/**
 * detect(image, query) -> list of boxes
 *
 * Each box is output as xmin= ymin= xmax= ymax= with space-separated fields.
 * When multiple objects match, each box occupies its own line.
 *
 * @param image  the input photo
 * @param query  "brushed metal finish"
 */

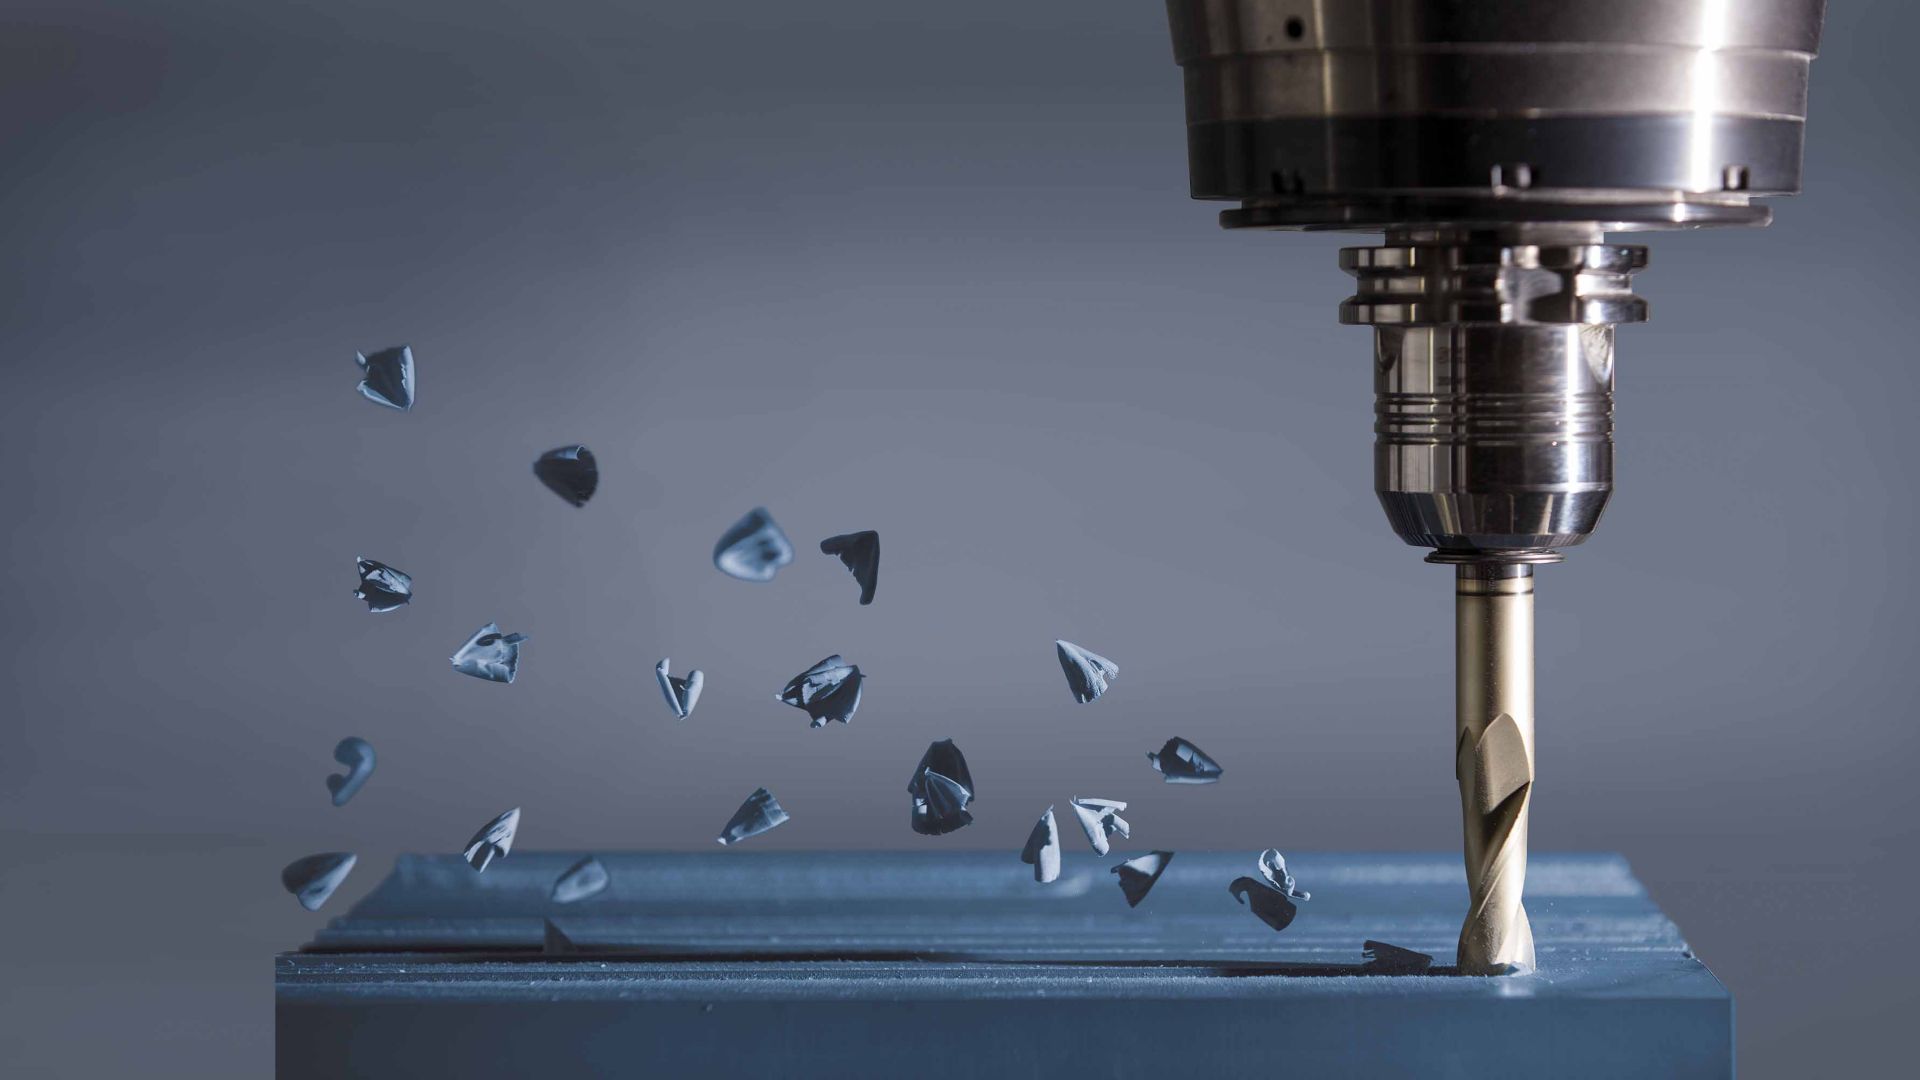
xmin=1166 ymin=0 xmax=1824 ymax=225
xmin=1455 ymin=568 xmax=1536 ymax=975
xmin=1372 ymin=323 xmax=1615 ymax=553
xmin=1344 ymin=242 xmax=1648 ymax=327
xmin=1170 ymin=4 xmax=1817 ymax=121
xmin=1359 ymin=240 xmax=1635 ymax=556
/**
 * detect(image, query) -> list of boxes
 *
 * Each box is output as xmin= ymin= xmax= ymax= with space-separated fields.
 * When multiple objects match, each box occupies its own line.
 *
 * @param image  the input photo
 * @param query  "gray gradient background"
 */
xmin=2 ymin=1 xmax=1914 ymax=1075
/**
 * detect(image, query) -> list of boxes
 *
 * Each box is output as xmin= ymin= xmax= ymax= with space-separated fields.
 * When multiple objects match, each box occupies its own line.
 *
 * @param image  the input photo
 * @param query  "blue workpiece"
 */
xmin=277 ymin=851 xmax=1729 ymax=1078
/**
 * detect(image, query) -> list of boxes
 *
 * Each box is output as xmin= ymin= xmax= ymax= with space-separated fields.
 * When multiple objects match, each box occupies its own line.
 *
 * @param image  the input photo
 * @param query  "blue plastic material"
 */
xmin=277 ymin=851 xmax=1730 ymax=1078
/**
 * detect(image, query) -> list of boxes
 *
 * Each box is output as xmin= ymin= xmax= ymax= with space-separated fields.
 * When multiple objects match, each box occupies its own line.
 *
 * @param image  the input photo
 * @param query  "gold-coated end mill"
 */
xmin=1453 ymin=564 xmax=1537 ymax=975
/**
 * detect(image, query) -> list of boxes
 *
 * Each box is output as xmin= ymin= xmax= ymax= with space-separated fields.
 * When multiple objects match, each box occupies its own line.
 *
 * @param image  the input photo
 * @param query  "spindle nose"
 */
xmin=1355 ymin=237 xmax=1643 ymax=560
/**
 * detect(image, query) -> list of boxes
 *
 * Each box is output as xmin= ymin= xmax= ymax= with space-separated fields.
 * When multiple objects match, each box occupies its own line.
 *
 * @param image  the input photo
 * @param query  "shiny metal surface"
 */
xmin=1454 ymin=567 xmax=1537 ymax=975
xmin=1360 ymin=239 xmax=1638 ymax=556
xmin=1168 ymin=0 xmax=1825 ymax=224
xmin=1159 ymin=0 xmax=1824 ymax=981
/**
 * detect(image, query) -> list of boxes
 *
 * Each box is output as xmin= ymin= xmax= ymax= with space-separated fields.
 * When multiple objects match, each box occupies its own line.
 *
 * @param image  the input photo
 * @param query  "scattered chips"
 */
xmin=655 ymin=659 xmax=704 ymax=719
xmin=355 ymin=345 xmax=415 ymax=411
xmin=281 ymin=852 xmax=356 ymax=911
xmin=325 ymin=736 xmax=376 ymax=807
xmin=1055 ymin=640 xmax=1118 ymax=703
xmin=713 ymin=507 xmax=794 ymax=582
xmin=353 ymin=557 xmax=413 ymax=613
xmin=551 ymin=856 xmax=611 ymax=904
xmin=776 ymin=654 xmax=864 ymax=727
xmin=1020 ymin=806 xmax=1062 ymax=883
xmin=451 ymin=622 xmax=529 ymax=684
xmin=1363 ymin=940 xmax=1433 ymax=974
xmin=819 ymin=530 xmax=880 ymax=605
xmin=717 ymin=787 xmax=789 ymax=845
xmin=462 ymin=807 xmax=521 ymax=872
xmin=908 ymin=739 xmax=975 ymax=836
xmin=1228 ymin=848 xmax=1311 ymax=933
xmin=533 ymin=445 xmax=599 ymax=507
xmin=1069 ymin=797 xmax=1130 ymax=856
xmin=1111 ymin=851 xmax=1173 ymax=907
xmin=1147 ymin=737 xmax=1223 ymax=784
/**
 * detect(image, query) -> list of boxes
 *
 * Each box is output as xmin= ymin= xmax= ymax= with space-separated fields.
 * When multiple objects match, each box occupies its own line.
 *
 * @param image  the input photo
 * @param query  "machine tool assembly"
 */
xmin=1164 ymin=0 xmax=1823 ymax=973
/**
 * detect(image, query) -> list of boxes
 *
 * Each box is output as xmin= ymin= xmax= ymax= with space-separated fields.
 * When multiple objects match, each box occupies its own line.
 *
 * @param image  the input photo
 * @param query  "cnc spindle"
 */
xmin=1163 ymin=0 xmax=1823 ymax=972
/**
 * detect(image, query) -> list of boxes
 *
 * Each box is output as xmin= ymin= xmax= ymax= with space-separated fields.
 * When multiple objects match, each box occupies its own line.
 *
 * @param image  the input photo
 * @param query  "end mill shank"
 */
xmin=1454 ymin=566 xmax=1537 ymax=975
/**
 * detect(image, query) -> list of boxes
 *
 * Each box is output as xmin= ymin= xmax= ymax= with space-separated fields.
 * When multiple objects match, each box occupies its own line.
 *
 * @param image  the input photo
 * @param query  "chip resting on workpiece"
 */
xmin=907 ymin=739 xmax=975 ymax=836
xmin=281 ymin=852 xmax=356 ymax=912
xmin=1069 ymin=797 xmax=1130 ymax=856
xmin=450 ymin=622 xmax=528 ymax=684
xmin=354 ymin=345 xmax=414 ymax=411
xmin=1020 ymin=806 xmax=1061 ymax=883
xmin=532 ymin=444 xmax=599 ymax=507
xmin=325 ymin=736 xmax=376 ymax=807
xmin=1147 ymin=736 xmax=1223 ymax=784
xmin=352 ymin=557 xmax=412 ymax=613
xmin=462 ymin=807 xmax=521 ymax=872
xmin=717 ymin=787 xmax=789 ymax=845
xmin=1363 ymin=940 xmax=1433 ymax=974
xmin=542 ymin=919 xmax=579 ymax=955
xmin=818 ymin=530 xmax=880 ymax=605
xmin=1111 ymin=851 xmax=1173 ymax=908
xmin=551 ymin=856 xmax=611 ymax=904
xmin=1228 ymin=848 xmax=1311 ymax=933
xmin=713 ymin=507 xmax=794 ymax=582
xmin=1055 ymin=640 xmax=1118 ymax=703
xmin=776 ymin=654 xmax=864 ymax=727
xmin=655 ymin=659 xmax=704 ymax=719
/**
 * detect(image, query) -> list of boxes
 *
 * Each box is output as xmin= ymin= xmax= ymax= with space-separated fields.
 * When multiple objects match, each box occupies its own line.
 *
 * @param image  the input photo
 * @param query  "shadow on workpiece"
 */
xmin=301 ymin=942 xmax=1457 ymax=977
xmin=535 ymin=952 xmax=1458 ymax=977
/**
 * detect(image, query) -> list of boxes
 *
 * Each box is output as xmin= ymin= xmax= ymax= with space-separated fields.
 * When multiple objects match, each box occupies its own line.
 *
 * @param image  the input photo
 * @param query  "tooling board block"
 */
xmin=277 ymin=851 xmax=1729 ymax=1078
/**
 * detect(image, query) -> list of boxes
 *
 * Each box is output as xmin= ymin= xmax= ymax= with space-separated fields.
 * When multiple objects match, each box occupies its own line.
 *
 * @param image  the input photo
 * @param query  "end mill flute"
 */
xmin=1161 ymin=0 xmax=1823 ymax=972
xmin=1453 ymin=565 xmax=1536 ymax=975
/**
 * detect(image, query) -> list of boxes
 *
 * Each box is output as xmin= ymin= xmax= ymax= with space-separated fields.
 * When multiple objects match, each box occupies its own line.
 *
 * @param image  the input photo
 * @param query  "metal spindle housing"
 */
xmin=1163 ymin=0 xmax=1824 ymax=976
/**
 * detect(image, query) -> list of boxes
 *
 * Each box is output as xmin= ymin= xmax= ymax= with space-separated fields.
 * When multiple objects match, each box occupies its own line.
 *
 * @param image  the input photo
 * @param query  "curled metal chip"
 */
xmin=907 ymin=739 xmax=975 ymax=836
xmin=1147 ymin=736 xmax=1224 ymax=784
xmin=717 ymin=787 xmax=789 ymax=845
xmin=353 ymin=557 xmax=412 ymax=613
xmin=1020 ymin=806 xmax=1061 ymax=883
xmin=713 ymin=507 xmax=794 ymax=582
xmin=451 ymin=622 xmax=529 ymax=684
xmin=1112 ymin=851 xmax=1174 ymax=908
xmin=551 ymin=856 xmax=611 ymax=904
xmin=355 ymin=345 xmax=414 ymax=411
xmin=819 ymin=530 xmax=880 ymax=605
xmin=777 ymin=655 xmax=863 ymax=728
xmin=325 ymin=736 xmax=376 ymax=807
xmin=1229 ymin=848 xmax=1311 ymax=933
xmin=1055 ymin=640 xmax=1118 ymax=703
xmin=1258 ymin=848 xmax=1311 ymax=900
xmin=462 ymin=807 xmax=521 ymax=872
xmin=282 ymin=852 xmax=356 ymax=912
xmin=655 ymin=659 xmax=704 ymax=719
xmin=533 ymin=444 xmax=599 ymax=507
xmin=1069 ymin=797 xmax=1130 ymax=856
